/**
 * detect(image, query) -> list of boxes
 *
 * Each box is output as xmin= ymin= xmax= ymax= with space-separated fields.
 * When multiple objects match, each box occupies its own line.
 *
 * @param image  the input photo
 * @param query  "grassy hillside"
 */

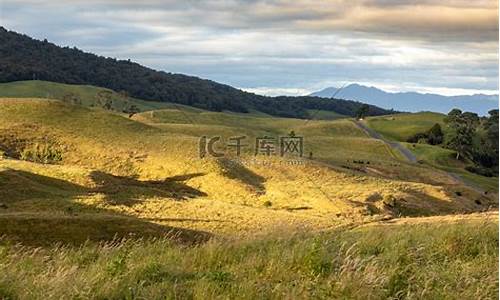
xmin=306 ymin=109 xmax=347 ymax=120
xmin=365 ymin=112 xmax=498 ymax=192
xmin=0 ymin=80 xmax=179 ymax=112
xmin=366 ymin=112 xmax=445 ymax=142
xmin=403 ymin=142 xmax=498 ymax=192
xmin=0 ymin=97 xmax=495 ymax=240
xmin=0 ymin=97 xmax=497 ymax=298
xmin=0 ymin=81 xmax=350 ymax=121
xmin=0 ymin=213 xmax=497 ymax=299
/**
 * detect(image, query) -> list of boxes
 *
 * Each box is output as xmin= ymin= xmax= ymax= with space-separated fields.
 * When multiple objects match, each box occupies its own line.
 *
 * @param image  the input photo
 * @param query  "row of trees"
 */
xmin=60 ymin=90 xmax=140 ymax=117
xmin=445 ymin=109 xmax=498 ymax=172
xmin=405 ymin=109 xmax=498 ymax=176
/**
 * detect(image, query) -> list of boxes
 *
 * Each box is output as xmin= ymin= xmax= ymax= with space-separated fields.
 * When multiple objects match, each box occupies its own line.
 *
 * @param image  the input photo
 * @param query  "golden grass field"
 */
xmin=0 ymin=97 xmax=496 ymax=240
xmin=0 ymin=91 xmax=498 ymax=298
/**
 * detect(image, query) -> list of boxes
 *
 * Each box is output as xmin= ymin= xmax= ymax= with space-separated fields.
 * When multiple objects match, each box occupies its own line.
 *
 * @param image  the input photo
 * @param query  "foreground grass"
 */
xmin=0 ymin=217 xmax=497 ymax=299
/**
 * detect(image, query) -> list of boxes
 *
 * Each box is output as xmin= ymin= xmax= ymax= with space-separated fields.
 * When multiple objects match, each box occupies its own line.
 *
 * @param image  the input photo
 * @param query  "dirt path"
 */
xmin=352 ymin=119 xmax=488 ymax=194
xmin=353 ymin=120 xmax=417 ymax=163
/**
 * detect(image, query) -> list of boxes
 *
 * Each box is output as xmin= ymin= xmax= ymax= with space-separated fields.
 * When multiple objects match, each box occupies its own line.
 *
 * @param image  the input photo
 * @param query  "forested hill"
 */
xmin=0 ymin=27 xmax=393 ymax=118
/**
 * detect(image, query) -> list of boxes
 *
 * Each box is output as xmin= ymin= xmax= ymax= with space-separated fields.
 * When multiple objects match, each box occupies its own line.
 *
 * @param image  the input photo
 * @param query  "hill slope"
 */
xmin=0 ymin=98 xmax=495 ymax=240
xmin=0 ymin=80 xmax=349 ymax=120
xmin=0 ymin=80 xmax=178 ymax=112
xmin=311 ymin=84 xmax=498 ymax=115
xmin=365 ymin=113 xmax=498 ymax=191
xmin=0 ymin=97 xmax=496 ymax=298
xmin=0 ymin=27 xmax=392 ymax=118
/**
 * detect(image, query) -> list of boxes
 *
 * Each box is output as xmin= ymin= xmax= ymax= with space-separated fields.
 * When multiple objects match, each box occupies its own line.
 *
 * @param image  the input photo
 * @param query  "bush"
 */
xmin=406 ymin=133 xmax=428 ymax=143
xmin=383 ymin=195 xmax=397 ymax=207
xmin=427 ymin=123 xmax=444 ymax=145
xmin=465 ymin=166 xmax=495 ymax=177
xmin=406 ymin=123 xmax=443 ymax=145
xmin=20 ymin=143 xmax=63 ymax=164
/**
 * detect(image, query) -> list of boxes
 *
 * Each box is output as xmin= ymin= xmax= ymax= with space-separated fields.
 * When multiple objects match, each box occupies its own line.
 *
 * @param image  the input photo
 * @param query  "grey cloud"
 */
xmin=0 ymin=0 xmax=497 ymax=95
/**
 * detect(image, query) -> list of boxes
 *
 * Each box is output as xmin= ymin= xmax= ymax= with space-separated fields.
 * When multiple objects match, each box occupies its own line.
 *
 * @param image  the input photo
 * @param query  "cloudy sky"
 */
xmin=1 ymin=0 xmax=498 ymax=96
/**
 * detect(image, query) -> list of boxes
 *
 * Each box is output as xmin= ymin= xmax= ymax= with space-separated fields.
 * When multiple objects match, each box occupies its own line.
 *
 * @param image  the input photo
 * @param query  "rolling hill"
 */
xmin=0 ymin=80 xmax=351 ymax=121
xmin=0 ymin=97 xmax=495 ymax=239
xmin=0 ymin=80 xmax=176 ymax=112
xmin=0 ymin=95 xmax=497 ymax=298
xmin=0 ymin=27 xmax=393 ymax=118
xmin=311 ymin=84 xmax=498 ymax=115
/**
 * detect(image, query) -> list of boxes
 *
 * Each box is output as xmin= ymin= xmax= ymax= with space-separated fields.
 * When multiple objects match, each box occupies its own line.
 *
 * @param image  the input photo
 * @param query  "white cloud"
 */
xmin=241 ymin=87 xmax=312 ymax=97
xmin=1 ymin=0 xmax=497 ymax=96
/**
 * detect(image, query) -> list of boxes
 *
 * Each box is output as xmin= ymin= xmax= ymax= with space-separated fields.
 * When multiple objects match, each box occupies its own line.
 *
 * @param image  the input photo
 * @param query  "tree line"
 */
xmin=407 ymin=109 xmax=498 ymax=177
xmin=0 ymin=27 xmax=393 ymax=119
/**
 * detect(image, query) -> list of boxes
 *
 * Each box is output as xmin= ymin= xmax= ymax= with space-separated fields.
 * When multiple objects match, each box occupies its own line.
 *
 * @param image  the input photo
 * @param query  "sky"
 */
xmin=0 ymin=0 xmax=498 ymax=96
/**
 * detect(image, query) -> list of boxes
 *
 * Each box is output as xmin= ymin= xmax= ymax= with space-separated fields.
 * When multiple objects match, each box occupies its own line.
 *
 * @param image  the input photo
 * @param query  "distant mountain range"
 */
xmin=310 ymin=84 xmax=498 ymax=115
xmin=0 ymin=27 xmax=393 ymax=119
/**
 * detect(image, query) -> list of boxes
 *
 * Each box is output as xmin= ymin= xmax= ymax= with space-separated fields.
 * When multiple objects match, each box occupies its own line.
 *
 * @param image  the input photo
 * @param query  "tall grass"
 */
xmin=0 ymin=219 xmax=497 ymax=299
xmin=20 ymin=143 xmax=63 ymax=164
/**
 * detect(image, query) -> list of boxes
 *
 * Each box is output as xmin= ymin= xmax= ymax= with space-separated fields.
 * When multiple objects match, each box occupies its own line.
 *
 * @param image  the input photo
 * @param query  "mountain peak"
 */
xmin=310 ymin=84 xmax=498 ymax=115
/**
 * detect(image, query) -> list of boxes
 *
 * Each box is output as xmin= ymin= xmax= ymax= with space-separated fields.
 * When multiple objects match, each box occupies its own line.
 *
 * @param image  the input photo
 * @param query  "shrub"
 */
xmin=366 ymin=192 xmax=382 ymax=202
xmin=263 ymin=200 xmax=272 ymax=207
xmin=406 ymin=123 xmax=443 ymax=145
xmin=383 ymin=195 xmax=396 ymax=207
xmin=20 ymin=143 xmax=63 ymax=164
xmin=427 ymin=123 xmax=444 ymax=145
xmin=465 ymin=166 xmax=495 ymax=177
xmin=406 ymin=132 xmax=428 ymax=143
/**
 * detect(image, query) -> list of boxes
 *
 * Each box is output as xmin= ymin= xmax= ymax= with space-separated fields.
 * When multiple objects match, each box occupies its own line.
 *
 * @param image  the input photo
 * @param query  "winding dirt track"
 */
xmin=352 ymin=119 xmax=488 ymax=193
xmin=353 ymin=120 xmax=417 ymax=163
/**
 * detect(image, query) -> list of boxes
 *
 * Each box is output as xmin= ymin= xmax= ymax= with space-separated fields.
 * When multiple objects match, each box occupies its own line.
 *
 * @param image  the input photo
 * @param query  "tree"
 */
xmin=96 ymin=90 xmax=113 ymax=110
xmin=484 ymin=109 xmax=499 ymax=153
xmin=444 ymin=109 xmax=478 ymax=160
xmin=355 ymin=104 xmax=370 ymax=120
xmin=0 ymin=27 xmax=395 ymax=119
xmin=472 ymin=109 xmax=499 ymax=168
xmin=123 ymin=104 xmax=140 ymax=118
xmin=427 ymin=123 xmax=444 ymax=145
xmin=62 ymin=93 xmax=81 ymax=105
xmin=118 ymin=90 xmax=129 ymax=100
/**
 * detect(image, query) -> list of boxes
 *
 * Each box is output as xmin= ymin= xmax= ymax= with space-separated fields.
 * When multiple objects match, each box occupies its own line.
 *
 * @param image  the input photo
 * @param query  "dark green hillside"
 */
xmin=0 ymin=27 xmax=393 ymax=118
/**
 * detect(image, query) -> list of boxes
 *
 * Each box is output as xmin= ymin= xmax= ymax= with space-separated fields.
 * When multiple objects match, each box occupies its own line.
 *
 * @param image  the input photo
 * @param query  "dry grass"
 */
xmin=0 ymin=215 xmax=497 ymax=299
xmin=0 ymin=98 xmax=496 ymax=239
xmin=0 ymin=97 xmax=497 ymax=299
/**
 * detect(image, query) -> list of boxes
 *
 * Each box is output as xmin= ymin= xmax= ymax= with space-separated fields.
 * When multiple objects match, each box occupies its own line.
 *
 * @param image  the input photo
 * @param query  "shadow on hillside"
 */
xmin=0 ymin=168 xmax=212 ymax=246
xmin=216 ymin=158 xmax=266 ymax=194
xmin=89 ymin=171 xmax=207 ymax=206
xmin=0 ymin=168 xmax=87 ymax=203
xmin=0 ymin=214 xmax=212 ymax=247
xmin=385 ymin=188 xmax=492 ymax=217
